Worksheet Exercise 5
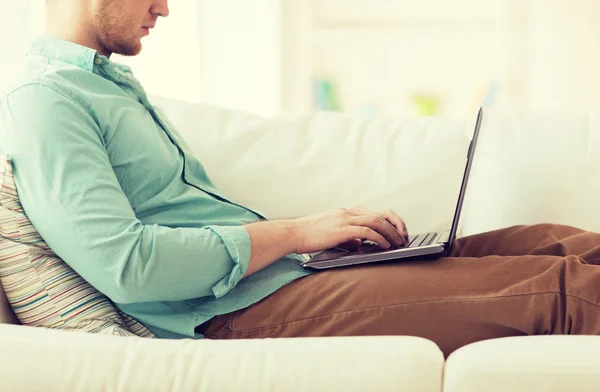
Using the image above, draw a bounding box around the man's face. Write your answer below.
[91,0,169,56]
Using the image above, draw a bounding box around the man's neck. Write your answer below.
[44,5,111,57]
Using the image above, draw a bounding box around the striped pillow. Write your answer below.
[0,154,154,338]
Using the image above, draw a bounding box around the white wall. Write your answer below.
[116,0,283,117]
[526,0,600,112]
[196,0,283,117]
[0,0,44,94]
[113,0,202,104]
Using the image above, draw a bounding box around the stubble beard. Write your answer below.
[94,0,142,56]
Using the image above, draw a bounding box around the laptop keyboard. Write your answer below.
[408,232,439,248]
[358,232,441,254]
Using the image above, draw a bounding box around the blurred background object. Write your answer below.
[412,94,441,117]
[2,0,600,119]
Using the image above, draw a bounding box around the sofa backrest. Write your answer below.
[151,95,472,235]
[152,96,600,237]
[461,109,600,236]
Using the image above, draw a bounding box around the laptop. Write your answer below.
[301,108,484,270]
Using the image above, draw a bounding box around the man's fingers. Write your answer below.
[348,226,391,249]
[349,215,405,248]
[349,205,408,245]
[336,238,362,251]
[377,216,407,246]
[381,210,408,240]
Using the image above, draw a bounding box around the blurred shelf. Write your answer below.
[313,0,519,25]
[311,21,523,31]
[281,0,529,116]
[306,24,525,45]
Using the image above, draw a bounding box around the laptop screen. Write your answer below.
[446,108,484,252]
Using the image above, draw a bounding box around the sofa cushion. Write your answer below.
[0,154,154,337]
[461,110,600,236]
[444,336,600,392]
[0,326,445,392]
[151,96,471,235]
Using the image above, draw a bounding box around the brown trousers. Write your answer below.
[202,224,600,357]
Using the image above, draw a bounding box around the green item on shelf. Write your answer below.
[314,79,340,111]
[412,94,440,116]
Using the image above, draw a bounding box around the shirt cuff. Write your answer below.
[206,225,252,299]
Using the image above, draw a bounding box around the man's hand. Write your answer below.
[289,206,408,254]
[243,206,408,278]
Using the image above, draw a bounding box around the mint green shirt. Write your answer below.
[0,37,313,338]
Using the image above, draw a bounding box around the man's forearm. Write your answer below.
[242,219,298,278]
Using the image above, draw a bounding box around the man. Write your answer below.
[1,0,600,358]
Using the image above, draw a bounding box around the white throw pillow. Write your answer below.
[460,109,600,236]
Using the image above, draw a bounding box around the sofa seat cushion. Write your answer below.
[0,326,444,392]
[444,336,600,392]
[0,154,154,337]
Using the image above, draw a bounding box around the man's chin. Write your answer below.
[113,42,143,57]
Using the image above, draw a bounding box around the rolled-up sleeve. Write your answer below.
[0,84,253,304]
[206,225,252,298]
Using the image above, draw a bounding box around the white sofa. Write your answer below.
[2,97,600,391]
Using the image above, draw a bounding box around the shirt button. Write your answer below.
[95,58,103,65]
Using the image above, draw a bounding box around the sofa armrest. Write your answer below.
[0,325,443,392]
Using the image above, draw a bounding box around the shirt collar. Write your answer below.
[28,36,112,73]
